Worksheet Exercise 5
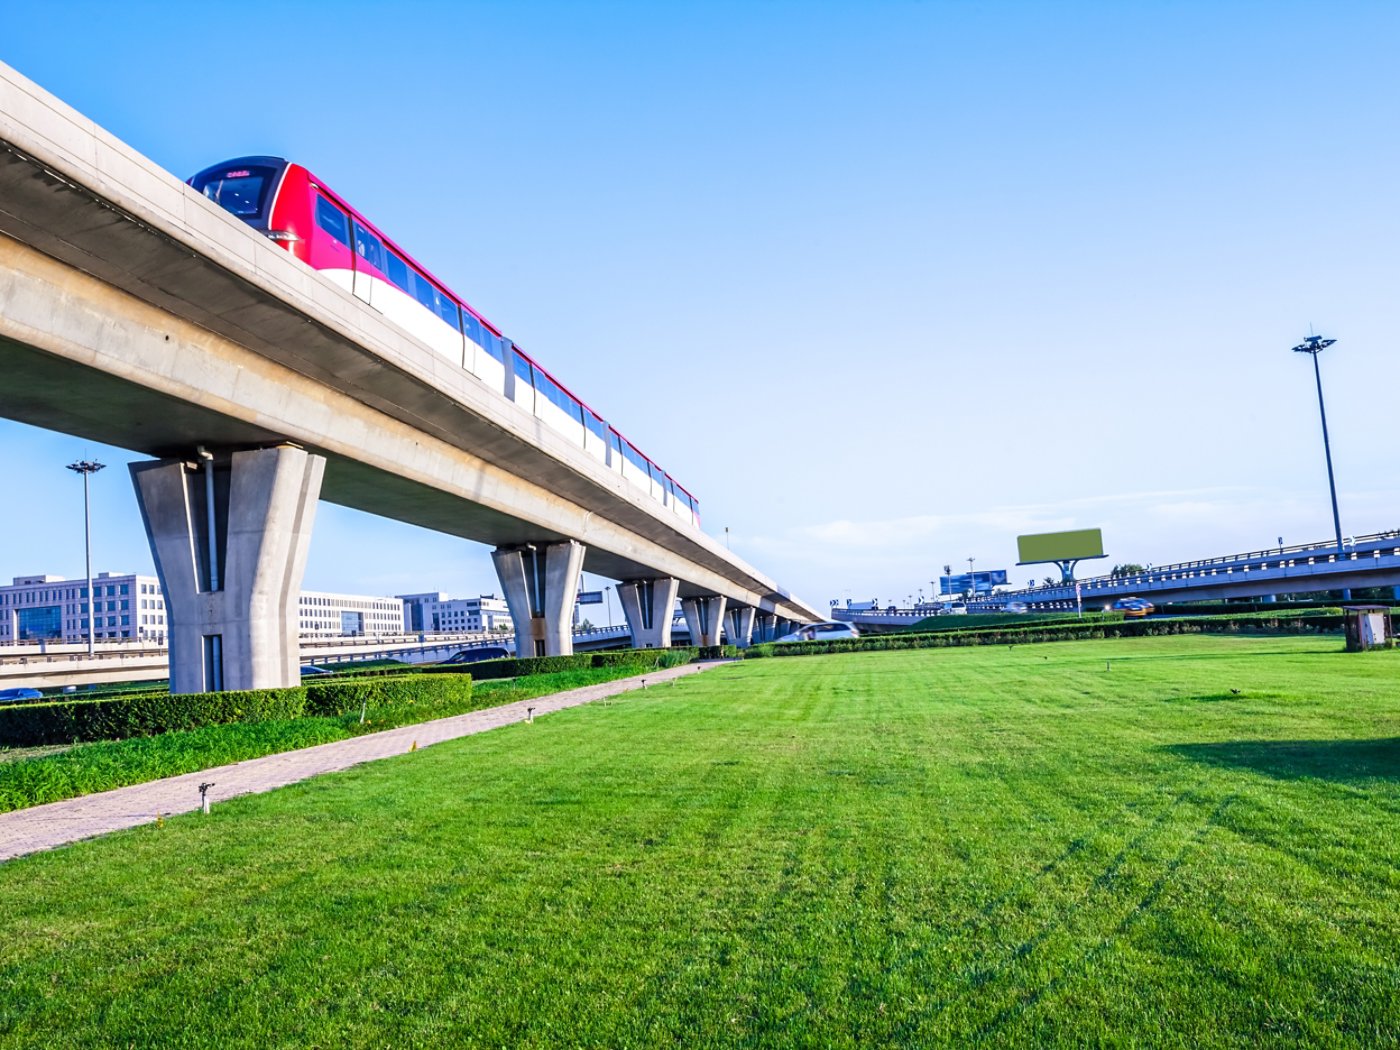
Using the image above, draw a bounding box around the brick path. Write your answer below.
[0,661,724,863]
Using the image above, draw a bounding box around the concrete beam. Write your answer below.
[725,605,756,648]
[681,595,728,648]
[616,577,679,649]
[492,541,585,657]
[130,446,323,693]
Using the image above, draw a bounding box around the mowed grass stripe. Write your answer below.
[0,636,1397,1047]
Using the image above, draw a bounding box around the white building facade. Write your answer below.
[0,572,167,643]
[297,590,405,638]
[1,574,404,644]
[398,592,513,635]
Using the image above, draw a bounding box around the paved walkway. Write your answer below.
[0,661,724,864]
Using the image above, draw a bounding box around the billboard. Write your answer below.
[576,590,605,605]
[1017,529,1105,565]
[940,570,1007,595]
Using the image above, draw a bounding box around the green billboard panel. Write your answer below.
[1017,528,1105,565]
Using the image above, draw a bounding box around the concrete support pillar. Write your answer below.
[751,612,774,643]
[1341,588,1354,601]
[616,577,679,649]
[725,604,756,648]
[492,540,585,657]
[130,446,324,694]
[681,594,728,648]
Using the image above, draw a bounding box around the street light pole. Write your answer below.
[1291,334,1344,552]
[66,459,105,658]
[967,556,976,600]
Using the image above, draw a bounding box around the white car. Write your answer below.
[775,621,861,643]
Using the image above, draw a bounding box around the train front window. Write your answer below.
[196,166,276,219]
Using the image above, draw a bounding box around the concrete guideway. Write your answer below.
[0,661,726,864]
[0,61,820,688]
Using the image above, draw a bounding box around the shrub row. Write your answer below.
[0,687,308,748]
[467,648,699,681]
[0,672,476,747]
[745,611,1350,659]
[304,673,473,717]
[901,611,1122,633]
[1158,602,1352,617]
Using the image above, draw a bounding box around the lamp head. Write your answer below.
[1291,335,1336,355]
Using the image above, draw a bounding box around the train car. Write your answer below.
[189,156,700,528]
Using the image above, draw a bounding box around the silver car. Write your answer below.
[775,621,861,643]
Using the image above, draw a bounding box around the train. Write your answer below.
[188,156,701,528]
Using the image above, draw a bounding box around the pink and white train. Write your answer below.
[190,156,701,528]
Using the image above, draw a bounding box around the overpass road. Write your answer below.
[0,63,818,691]
[831,530,1400,629]
[988,531,1400,610]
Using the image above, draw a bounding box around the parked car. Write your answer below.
[0,687,43,703]
[1004,601,1030,614]
[776,622,861,644]
[1110,597,1155,618]
[299,664,333,676]
[442,646,511,664]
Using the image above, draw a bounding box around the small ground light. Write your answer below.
[527,706,534,723]
[198,782,215,814]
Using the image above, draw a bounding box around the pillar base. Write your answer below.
[492,540,585,657]
[725,605,756,648]
[616,578,679,648]
[130,446,324,694]
[681,595,728,648]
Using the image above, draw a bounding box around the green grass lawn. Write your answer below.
[0,665,654,814]
[1,635,1397,1047]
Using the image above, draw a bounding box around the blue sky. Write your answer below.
[3,2,1398,613]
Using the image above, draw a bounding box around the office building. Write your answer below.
[0,572,166,643]
[398,592,513,634]
[1,573,405,644]
[297,590,405,638]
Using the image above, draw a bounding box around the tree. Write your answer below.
[1111,563,1147,577]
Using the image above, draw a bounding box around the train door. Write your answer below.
[352,221,386,306]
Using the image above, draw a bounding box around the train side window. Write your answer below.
[315,196,350,247]
[353,222,384,271]
[462,311,485,349]
[385,249,411,292]
[481,329,505,362]
[435,292,460,329]
[412,271,436,311]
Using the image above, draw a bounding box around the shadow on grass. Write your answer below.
[1168,737,1400,782]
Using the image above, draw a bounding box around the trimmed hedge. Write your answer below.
[304,673,473,717]
[744,611,1352,659]
[901,611,1122,633]
[467,648,699,681]
[0,687,307,747]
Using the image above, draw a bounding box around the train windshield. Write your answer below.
[193,164,279,219]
